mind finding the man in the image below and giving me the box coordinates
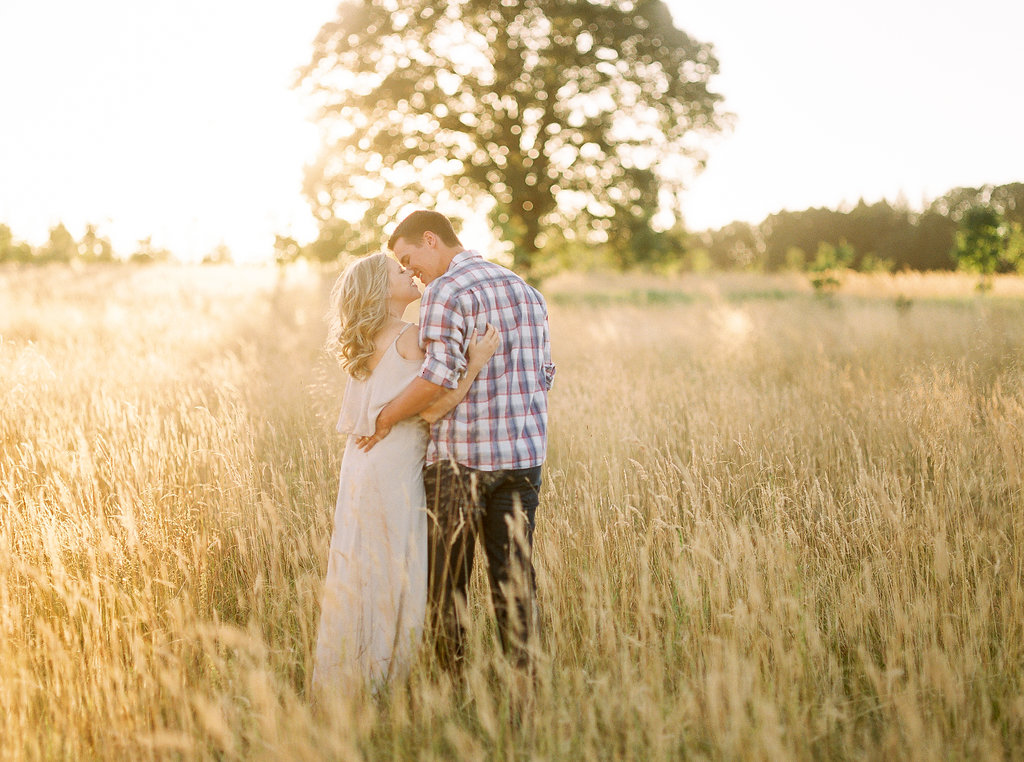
[358,209,555,671]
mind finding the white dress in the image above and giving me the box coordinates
[312,326,428,691]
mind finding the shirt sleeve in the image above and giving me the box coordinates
[418,283,468,390]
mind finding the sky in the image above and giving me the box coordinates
[1,0,1022,262]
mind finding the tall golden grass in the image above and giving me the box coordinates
[1,264,1022,760]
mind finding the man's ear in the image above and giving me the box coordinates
[422,231,438,248]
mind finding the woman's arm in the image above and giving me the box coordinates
[419,324,499,424]
[358,324,498,451]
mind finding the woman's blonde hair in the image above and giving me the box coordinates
[328,252,391,380]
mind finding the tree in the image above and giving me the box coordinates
[952,205,1024,292]
[129,237,175,265]
[931,182,1024,229]
[759,207,843,270]
[273,234,302,266]
[77,224,115,263]
[39,223,77,263]
[808,240,854,294]
[988,182,1024,228]
[297,216,382,263]
[0,224,33,263]
[202,243,234,265]
[903,210,956,271]
[299,0,728,279]
[702,220,760,270]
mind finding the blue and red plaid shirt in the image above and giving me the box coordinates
[418,250,555,471]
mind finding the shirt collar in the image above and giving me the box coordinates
[448,249,481,270]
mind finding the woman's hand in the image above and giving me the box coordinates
[466,324,499,371]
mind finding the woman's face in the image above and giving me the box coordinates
[386,256,421,304]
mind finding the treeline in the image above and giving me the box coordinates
[5,182,1022,273]
[0,223,234,265]
[690,182,1024,273]
[506,181,1024,276]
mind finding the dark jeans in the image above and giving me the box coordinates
[423,461,543,670]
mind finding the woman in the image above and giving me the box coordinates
[312,252,497,692]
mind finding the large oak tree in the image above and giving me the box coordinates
[299,0,728,277]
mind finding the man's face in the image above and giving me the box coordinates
[386,255,421,302]
[392,233,443,285]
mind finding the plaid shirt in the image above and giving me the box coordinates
[418,250,555,471]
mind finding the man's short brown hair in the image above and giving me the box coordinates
[387,210,462,250]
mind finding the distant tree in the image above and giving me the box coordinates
[704,220,760,269]
[930,186,988,221]
[783,246,806,271]
[902,210,956,270]
[301,217,382,263]
[859,252,895,273]
[299,0,728,279]
[759,207,841,270]
[953,205,1024,292]
[0,224,34,263]
[757,201,913,272]
[930,182,1024,229]
[39,223,77,263]
[202,243,234,265]
[77,224,115,263]
[843,199,911,269]
[808,240,854,294]
[129,237,174,265]
[604,168,688,270]
[989,182,1024,228]
[607,205,687,270]
[273,234,302,266]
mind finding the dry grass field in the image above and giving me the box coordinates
[1,263,1022,760]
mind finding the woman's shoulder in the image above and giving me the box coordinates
[394,322,424,362]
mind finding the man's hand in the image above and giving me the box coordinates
[356,409,394,452]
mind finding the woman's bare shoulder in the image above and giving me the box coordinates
[395,322,424,362]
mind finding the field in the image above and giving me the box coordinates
[2,263,1022,760]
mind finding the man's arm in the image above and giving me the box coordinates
[356,377,444,451]
[358,277,469,451]
[358,321,498,447]
[420,325,498,423]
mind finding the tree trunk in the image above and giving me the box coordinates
[514,211,542,286]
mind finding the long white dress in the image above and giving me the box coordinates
[312,327,428,691]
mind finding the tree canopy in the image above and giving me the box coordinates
[952,205,1024,290]
[298,0,728,277]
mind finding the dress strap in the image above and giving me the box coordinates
[384,322,416,357]
[393,322,415,346]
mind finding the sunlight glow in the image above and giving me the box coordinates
[0,0,1021,261]
[0,0,337,263]
[714,306,753,346]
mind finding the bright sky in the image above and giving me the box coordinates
[1,0,1022,262]
[675,0,1024,230]
[0,0,334,262]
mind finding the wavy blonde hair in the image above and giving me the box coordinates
[328,252,391,380]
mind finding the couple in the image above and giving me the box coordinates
[312,210,555,691]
